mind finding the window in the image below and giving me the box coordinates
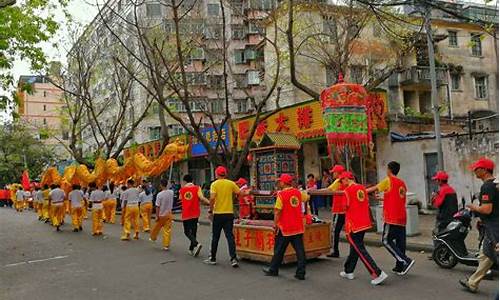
[234,74,247,88]
[43,118,47,125]
[205,24,222,39]
[62,131,69,140]
[146,3,161,17]
[169,124,185,136]
[349,65,363,84]
[210,99,224,113]
[148,127,161,140]
[474,75,488,99]
[247,70,260,85]
[190,47,205,60]
[448,31,458,47]
[234,50,245,64]
[207,3,220,16]
[451,74,461,90]
[232,24,246,40]
[208,75,223,89]
[248,0,274,10]
[248,22,262,34]
[43,91,47,97]
[186,73,207,85]
[43,104,47,111]
[244,49,256,61]
[236,99,248,113]
[471,33,482,56]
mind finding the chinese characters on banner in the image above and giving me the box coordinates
[190,124,230,157]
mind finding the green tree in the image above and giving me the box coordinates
[0,123,55,186]
[0,0,65,110]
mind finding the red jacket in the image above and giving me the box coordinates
[277,188,305,236]
[345,183,372,234]
[383,176,407,226]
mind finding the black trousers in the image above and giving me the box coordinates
[211,214,236,261]
[269,231,306,277]
[345,231,381,278]
[332,214,345,254]
[382,223,411,268]
[183,218,199,251]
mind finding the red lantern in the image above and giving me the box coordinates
[246,153,253,162]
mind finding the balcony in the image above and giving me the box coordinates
[399,66,448,86]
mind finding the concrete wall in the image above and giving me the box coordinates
[376,132,499,209]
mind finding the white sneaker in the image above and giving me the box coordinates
[339,271,355,280]
[163,247,170,251]
[371,271,388,286]
[188,250,194,256]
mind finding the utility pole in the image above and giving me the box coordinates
[423,3,444,170]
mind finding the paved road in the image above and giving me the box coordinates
[0,207,497,300]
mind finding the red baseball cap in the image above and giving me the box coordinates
[278,174,294,185]
[329,165,345,173]
[235,178,247,185]
[215,166,227,176]
[432,171,449,181]
[338,171,354,180]
[469,157,495,171]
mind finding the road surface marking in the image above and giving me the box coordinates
[5,255,68,267]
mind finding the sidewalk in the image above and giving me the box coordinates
[171,206,481,253]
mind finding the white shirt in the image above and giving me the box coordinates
[156,189,174,217]
[69,190,84,208]
[90,190,106,209]
[15,190,24,201]
[139,191,153,204]
[49,188,66,205]
[122,187,140,207]
[35,190,44,203]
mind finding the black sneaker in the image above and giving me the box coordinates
[392,266,404,274]
[56,226,61,232]
[231,258,239,268]
[262,268,278,276]
[73,228,79,232]
[79,226,83,231]
[398,259,415,275]
[327,252,340,258]
[294,274,305,280]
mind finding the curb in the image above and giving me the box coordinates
[173,217,435,253]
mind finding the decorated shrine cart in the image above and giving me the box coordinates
[235,133,331,263]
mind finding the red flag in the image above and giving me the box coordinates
[21,170,30,190]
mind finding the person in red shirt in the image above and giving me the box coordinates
[263,174,309,280]
[328,165,347,257]
[340,171,387,286]
[179,174,209,257]
[367,161,415,276]
[431,171,458,233]
[236,178,254,219]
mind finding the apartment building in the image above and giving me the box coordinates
[16,75,68,157]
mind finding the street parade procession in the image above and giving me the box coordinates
[2,72,498,300]
[1,0,499,298]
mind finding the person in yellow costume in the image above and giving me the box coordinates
[121,179,141,241]
[102,185,112,223]
[149,179,174,251]
[42,185,51,223]
[139,184,153,232]
[34,187,44,220]
[49,184,66,231]
[68,185,84,232]
[103,183,118,224]
[15,187,25,212]
[89,182,106,236]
